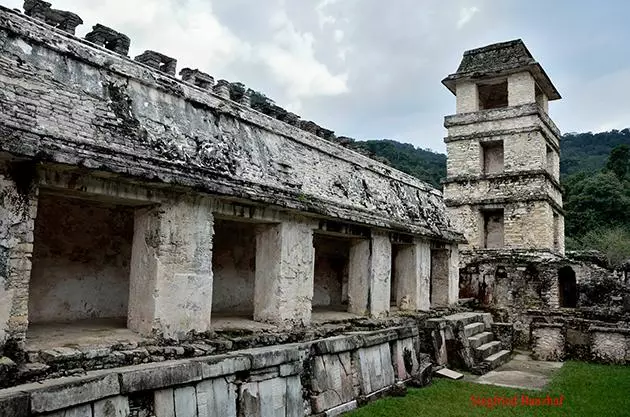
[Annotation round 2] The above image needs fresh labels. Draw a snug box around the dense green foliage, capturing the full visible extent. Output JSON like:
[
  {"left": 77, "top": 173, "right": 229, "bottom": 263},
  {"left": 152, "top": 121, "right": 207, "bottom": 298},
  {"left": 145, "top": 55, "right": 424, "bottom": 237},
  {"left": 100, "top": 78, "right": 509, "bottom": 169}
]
[
  {"left": 563, "top": 143, "right": 630, "bottom": 265},
  {"left": 347, "top": 361, "right": 630, "bottom": 417},
  {"left": 350, "top": 140, "right": 446, "bottom": 187},
  {"left": 561, "top": 129, "right": 630, "bottom": 176}
]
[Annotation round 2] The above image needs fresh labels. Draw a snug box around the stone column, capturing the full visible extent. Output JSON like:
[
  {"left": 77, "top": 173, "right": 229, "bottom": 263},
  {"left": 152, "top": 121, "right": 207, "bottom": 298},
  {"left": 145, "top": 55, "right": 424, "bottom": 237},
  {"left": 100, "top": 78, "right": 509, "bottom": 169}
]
[
  {"left": 508, "top": 72, "right": 535, "bottom": 106},
  {"left": 348, "top": 231, "right": 391, "bottom": 317},
  {"left": 393, "top": 239, "right": 431, "bottom": 311},
  {"left": 0, "top": 161, "right": 38, "bottom": 352},
  {"left": 128, "top": 197, "right": 214, "bottom": 339},
  {"left": 455, "top": 81, "right": 479, "bottom": 113},
  {"left": 448, "top": 244, "right": 460, "bottom": 305},
  {"left": 254, "top": 220, "right": 315, "bottom": 326}
]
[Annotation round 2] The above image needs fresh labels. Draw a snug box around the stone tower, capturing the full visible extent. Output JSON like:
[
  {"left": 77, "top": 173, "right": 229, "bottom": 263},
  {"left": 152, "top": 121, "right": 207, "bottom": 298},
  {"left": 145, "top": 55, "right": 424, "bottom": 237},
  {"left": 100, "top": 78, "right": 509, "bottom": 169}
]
[{"left": 442, "top": 40, "right": 564, "bottom": 256}]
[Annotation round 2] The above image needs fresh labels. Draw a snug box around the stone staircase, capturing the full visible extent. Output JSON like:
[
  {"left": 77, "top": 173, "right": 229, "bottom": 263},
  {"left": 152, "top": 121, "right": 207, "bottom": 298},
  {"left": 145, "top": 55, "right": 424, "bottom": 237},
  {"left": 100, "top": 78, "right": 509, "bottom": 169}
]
[{"left": 444, "top": 312, "right": 512, "bottom": 375}]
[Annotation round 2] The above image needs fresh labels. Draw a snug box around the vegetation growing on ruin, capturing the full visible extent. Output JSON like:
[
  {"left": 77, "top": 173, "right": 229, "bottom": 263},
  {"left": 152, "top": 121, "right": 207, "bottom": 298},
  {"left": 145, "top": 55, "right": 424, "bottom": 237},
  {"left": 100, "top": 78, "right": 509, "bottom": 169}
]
[{"left": 346, "top": 361, "right": 630, "bottom": 417}]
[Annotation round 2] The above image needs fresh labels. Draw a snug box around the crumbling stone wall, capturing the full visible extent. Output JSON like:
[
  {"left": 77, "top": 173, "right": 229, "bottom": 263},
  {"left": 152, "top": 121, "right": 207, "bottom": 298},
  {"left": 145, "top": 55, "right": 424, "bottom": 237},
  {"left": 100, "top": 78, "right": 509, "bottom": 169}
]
[
  {"left": 0, "top": 325, "right": 431, "bottom": 417},
  {"left": 0, "top": 161, "right": 38, "bottom": 356},
  {"left": 458, "top": 249, "right": 629, "bottom": 347}
]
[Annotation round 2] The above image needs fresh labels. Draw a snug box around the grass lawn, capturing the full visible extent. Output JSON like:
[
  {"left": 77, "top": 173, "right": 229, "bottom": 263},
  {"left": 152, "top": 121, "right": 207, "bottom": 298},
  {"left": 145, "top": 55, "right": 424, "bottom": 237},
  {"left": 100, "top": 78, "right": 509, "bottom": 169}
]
[{"left": 346, "top": 361, "right": 630, "bottom": 417}]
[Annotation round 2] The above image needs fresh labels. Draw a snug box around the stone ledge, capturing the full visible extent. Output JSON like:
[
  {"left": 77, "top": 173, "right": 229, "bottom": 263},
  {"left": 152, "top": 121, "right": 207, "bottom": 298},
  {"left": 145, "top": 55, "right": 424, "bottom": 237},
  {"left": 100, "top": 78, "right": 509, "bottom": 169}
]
[
  {"left": 442, "top": 168, "right": 562, "bottom": 193},
  {"left": 531, "top": 323, "right": 565, "bottom": 329},
  {"left": 443, "top": 125, "right": 560, "bottom": 152},
  {"left": 118, "top": 360, "right": 202, "bottom": 394},
  {"left": 444, "top": 103, "right": 561, "bottom": 138},
  {"left": 28, "top": 372, "right": 120, "bottom": 413},
  {"left": 589, "top": 326, "right": 630, "bottom": 335}
]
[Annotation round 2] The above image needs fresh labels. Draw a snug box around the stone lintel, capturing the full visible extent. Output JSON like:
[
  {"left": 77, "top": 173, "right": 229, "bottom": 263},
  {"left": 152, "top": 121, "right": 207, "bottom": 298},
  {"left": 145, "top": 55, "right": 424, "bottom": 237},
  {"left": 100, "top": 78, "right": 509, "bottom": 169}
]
[{"left": 84, "top": 24, "right": 130, "bottom": 56}]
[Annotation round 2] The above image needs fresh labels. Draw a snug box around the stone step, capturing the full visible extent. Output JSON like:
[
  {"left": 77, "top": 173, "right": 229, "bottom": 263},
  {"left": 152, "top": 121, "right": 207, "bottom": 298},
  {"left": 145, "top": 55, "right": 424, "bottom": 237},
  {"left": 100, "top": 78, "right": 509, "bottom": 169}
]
[
  {"left": 483, "top": 349, "right": 512, "bottom": 371},
  {"left": 475, "top": 341, "right": 502, "bottom": 360},
  {"left": 463, "top": 322, "right": 485, "bottom": 338},
  {"left": 443, "top": 312, "right": 485, "bottom": 327},
  {"left": 468, "top": 331, "right": 493, "bottom": 349}
]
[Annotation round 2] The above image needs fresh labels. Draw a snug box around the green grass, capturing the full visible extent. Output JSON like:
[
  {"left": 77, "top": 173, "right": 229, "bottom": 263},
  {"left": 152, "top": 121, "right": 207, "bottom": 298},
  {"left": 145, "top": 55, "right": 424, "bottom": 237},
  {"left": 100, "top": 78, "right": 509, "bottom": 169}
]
[{"left": 346, "top": 361, "right": 630, "bottom": 417}]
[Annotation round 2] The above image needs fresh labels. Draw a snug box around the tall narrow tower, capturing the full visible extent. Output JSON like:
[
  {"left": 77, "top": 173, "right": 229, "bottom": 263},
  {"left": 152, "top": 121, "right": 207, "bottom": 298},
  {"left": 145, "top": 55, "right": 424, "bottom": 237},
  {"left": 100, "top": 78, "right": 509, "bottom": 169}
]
[{"left": 442, "top": 40, "right": 564, "bottom": 256}]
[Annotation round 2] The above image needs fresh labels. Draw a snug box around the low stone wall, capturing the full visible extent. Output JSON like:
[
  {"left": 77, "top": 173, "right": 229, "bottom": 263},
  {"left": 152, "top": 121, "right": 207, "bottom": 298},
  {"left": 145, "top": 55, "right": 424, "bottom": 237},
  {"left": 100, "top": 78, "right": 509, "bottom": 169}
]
[
  {"left": 590, "top": 327, "right": 630, "bottom": 365},
  {"left": 531, "top": 323, "right": 565, "bottom": 361},
  {"left": 0, "top": 326, "right": 431, "bottom": 417},
  {"left": 529, "top": 320, "right": 630, "bottom": 364}
]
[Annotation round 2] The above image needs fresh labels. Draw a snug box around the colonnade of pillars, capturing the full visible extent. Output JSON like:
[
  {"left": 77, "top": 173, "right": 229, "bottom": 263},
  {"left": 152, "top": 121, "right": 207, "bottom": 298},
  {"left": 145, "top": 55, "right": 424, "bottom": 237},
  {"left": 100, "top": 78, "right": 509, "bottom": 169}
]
[{"left": 126, "top": 200, "right": 459, "bottom": 339}]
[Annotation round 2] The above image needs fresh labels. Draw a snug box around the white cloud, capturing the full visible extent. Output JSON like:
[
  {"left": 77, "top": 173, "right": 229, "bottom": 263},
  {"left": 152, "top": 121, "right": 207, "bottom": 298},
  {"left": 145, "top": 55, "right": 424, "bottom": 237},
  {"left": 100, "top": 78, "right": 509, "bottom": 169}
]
[
  {"left": 457, "top": 6, "right": 479, "bottom": 28},
  {"left": 258, "top": 9, "right": 348, "bottom": 101},
  {"left": 315, "top": 0, "right": 339, "bottom": 28}
]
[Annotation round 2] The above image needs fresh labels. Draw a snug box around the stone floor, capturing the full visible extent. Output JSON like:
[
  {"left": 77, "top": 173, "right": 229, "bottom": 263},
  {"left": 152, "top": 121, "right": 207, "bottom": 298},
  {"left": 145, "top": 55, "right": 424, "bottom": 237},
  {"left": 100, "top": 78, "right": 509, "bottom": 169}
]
[
  {"left": 466, "top": 351, "right": 564, "bottom": 391},
  {"left": 27, "top": 318, "right": 144, "bottom": 350}
]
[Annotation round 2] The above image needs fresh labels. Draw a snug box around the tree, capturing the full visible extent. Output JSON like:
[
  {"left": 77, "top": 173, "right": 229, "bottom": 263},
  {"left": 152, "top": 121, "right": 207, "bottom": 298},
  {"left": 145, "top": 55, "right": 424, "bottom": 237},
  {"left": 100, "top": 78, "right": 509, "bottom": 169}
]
[{"left": 606, "top": 144, "right": 630, "bottom": 180}]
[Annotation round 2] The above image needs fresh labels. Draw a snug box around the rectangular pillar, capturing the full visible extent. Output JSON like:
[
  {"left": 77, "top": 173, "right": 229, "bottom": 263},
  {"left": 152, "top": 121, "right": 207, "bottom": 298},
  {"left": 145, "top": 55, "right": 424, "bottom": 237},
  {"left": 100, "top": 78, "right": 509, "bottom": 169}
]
[
  {"left": 348, "top": 232, "right": 391, "bottom": 317},
  {"left": 508, "top": 71, "right": 535, "bottom": 106},
  {"left": 0, "top": 161, "right": 38, "bottom": 350},
  {"left": 393, "top": 239, "right": 431, "bottom": 311},
  {"left": 448, "top": 244, "right": 460, "bottom": 305},
  {"left": 254, "top": 220, "right": 315, "bottom": 326},
  {"left": 128, "top": 197, "right": 214, "bottom": 339}
]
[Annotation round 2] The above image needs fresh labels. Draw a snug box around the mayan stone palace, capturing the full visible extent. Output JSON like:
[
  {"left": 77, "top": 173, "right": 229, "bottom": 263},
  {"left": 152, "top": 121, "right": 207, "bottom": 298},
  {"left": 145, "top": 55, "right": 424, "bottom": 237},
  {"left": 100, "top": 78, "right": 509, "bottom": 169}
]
[{"left": 0, "top": 2, "right": 628, "bottom": 417}]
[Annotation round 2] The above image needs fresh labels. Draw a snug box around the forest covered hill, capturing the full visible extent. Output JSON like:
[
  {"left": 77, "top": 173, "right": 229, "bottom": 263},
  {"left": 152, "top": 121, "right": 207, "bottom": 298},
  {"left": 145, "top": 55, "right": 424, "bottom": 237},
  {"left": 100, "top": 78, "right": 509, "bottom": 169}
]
[{"left": 350, "top": 129, "right": 630, "bottom": 187}]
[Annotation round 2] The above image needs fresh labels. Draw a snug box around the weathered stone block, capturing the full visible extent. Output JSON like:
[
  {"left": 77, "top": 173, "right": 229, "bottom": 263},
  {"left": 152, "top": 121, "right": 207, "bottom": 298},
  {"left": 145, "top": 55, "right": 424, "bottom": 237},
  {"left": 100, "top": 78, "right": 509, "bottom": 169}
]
[
  {"left": 354, "top": 344, "right": 395, "bottom": 395},
  {"left": 196, "top": 377, "right": 237, "bottom": 417},
  {"left": 590, "top": 327, "right": 629, "bottom": 364},
  {"left": 194, "top": 354, "right": 251, "bottom": 379},
  {"left": 153, "top": 388, "right": 175, "bottom": 417},
  {"left": 312, "top": 335, "right": 361, "bottom": 355},
  {"left": 174, "top": 386, "right": 197, "bottom": 417},
  {"left": 45, "top": 404, "right": 93, "bottom": 417},
  {"left": 531, "top": 323, "right": 565, "bottom": 361},
  {"left": 0, "top": 390, "right": 29, "bottom": 417},
  {"left": 30, "top": 373, "right": 120, "bottom": 414},
  {"left": 241, "top": 344, "right": 304, "bottom": 370},
  {"left": 310, "top": 353, "right": 354, "bottom": 413},
  {"left": 93, "top": 395, "right": 129, "bottom": 417},
  {"left": 118, "top": 361, "right": 202, "bottom": 393}
]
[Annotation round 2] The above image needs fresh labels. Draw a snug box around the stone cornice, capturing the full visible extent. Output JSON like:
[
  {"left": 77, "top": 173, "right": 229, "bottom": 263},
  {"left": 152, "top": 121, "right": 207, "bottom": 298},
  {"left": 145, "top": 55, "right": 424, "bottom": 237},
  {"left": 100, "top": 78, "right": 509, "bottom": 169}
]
[
  {"left": 444, "top": 103, "right": 561, "bottom": 139},
  {"left": 442, "top": 169, "right": 563, "bottom": 193},
  {"left": 444, "top": 125, "right": 560, "bottom": 153}
]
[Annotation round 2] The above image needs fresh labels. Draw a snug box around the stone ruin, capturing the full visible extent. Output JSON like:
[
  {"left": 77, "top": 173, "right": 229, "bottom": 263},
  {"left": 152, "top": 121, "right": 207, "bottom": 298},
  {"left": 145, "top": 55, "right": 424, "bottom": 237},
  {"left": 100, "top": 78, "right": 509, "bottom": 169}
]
[
  {"left": 0, "top": 2, "right": 628, "bottom": 417},
  {"left": 442, "top": 39, "right": 630, "bottom": 362}
]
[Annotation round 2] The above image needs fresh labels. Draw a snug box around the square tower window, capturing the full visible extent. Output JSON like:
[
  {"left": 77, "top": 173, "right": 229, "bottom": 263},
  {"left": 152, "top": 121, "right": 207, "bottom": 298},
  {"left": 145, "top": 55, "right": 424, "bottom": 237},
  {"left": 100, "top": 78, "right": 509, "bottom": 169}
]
[
  {"left": 481, "top": 141, "right": 504, "bottom": 175},
  {"left": 478, "top": 80, "right": 508, "bottom": 110},
  {"left": 482, "top": 209, "right": 504, "bottom": 249},
  {"left": 546, "top": 145, "right": 555, "bottom": 174}
]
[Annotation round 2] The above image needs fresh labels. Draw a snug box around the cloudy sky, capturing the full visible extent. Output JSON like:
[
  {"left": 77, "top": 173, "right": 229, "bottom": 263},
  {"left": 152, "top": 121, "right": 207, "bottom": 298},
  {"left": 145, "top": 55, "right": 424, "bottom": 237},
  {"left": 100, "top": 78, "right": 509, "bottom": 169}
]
[{"left": 3, "top": 0, "right": 629, "bottom": 152}]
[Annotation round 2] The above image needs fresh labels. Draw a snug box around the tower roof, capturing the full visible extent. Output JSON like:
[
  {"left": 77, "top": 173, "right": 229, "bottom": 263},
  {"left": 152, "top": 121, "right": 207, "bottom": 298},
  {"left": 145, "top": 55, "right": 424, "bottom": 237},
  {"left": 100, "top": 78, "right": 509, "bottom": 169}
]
[{"left": 442, "top": 39, "right": 561, "bottom": 100}]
